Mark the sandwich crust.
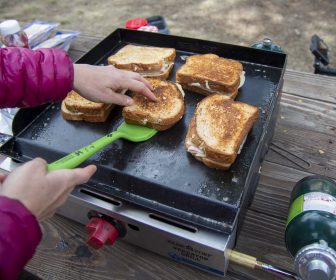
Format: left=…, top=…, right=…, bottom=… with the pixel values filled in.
left=61, top=102, right=114, bottom=122
left=185, top=94, right=259, bottom=170
left=122, top=78, right=185, bottom=131
left=61, top=90, right=114, bottom=122
left=176, top=54, right=243, bottom=96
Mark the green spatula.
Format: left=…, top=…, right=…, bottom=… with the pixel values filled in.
left=48, top=122, right=157, bottom=171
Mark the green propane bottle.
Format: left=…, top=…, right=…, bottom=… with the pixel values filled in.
left=250, top=37, right=284, bottom=53
left=285, top=175, right=336, bottom=280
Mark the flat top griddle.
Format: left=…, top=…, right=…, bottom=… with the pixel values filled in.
left=0, top=29, right=286, bottom=233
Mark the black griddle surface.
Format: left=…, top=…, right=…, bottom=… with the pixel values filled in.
left=0, top=29, right=286, bottom=233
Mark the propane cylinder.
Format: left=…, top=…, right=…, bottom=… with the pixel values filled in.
left=285, top=175, right=336, bottom=280
left=250, top=37, right=283, bottom=53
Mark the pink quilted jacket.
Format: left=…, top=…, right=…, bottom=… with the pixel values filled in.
left=0, top=47, right=74, bottom=280
left=0, top=47, right=73, bottom=108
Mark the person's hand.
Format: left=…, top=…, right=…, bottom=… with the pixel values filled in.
left=0, top=158, right=96, bottom=221
left=0, top=173, right=7, bottom=183
left=73, top=64, right=157, bottom=106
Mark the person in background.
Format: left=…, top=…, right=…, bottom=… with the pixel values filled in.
left=0, top=47, right=156, bottom=280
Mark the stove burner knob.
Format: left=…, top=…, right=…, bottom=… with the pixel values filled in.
left=86, top=217, right=119, bottom=249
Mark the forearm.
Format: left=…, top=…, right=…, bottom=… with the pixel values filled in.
left=0, top=196, right=42, bottom=280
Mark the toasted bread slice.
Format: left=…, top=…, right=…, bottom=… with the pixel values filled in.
left=122, top=79, right=185, bottom=131
left=176, top=54, right=244, bottom=97
left=61, top=90, right=115, bottom=122
left=108, top=45, right=176, bottom=79
left=185, top=94, right=259, bottom=170
left=63, top=91, right=107, bottom=114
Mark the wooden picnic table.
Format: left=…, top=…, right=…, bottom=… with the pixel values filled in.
left=19, top=33, right=336, bottom=279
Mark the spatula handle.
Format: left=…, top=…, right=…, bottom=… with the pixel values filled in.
left=48, top=132, right=121, bottom=171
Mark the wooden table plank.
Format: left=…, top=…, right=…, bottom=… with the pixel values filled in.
left=22, top=33, right=336, bottom=280
left=68, top=33, right=102, bottom=62
left=250, top=161, right=312, bottom=220
left=232, top=210, right=294, bottom=280
left=283, top=69, right=336, bottom=104
left=266, top=92, right=336, bottom=178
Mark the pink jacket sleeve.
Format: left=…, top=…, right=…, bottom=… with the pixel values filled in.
left=0, top=196, right=42, bottom=280
left=0, top=47, right=74, bottom=108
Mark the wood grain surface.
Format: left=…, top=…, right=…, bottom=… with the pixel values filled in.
left=23, top=33, right=336, bottom=280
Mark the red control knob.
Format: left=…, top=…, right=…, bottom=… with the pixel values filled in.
left=86, top=217, right=119, bottom=249
left=125, top=18, right=148, bottom=30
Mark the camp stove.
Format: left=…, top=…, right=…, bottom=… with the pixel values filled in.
left=0, top=156, right=256, bottom=276
left=0, top=29, right=287, bottom=276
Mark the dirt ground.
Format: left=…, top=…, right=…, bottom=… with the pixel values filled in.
left=1, top=0, right=335, bottom=72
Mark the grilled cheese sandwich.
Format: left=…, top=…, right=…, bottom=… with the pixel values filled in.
left=61, top=90, right=115, bottom=123
left=185, top=94, right=259, bottom=170
left=108, top=45, right=176, bottom=80
left=176, top=54, right=244, bottom=99
left=123, top=78, right=185, bottom=131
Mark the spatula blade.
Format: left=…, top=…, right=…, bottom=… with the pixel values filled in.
left=117, top=122, right=157, bottom=142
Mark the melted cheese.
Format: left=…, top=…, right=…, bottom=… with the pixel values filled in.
left=138, top=62, right=172, bottom=76
left=239, top=71, right=245, bottom=89
left=175, top=83, right=185, bottom=98
left=238, top=135, right=247, bottom=154
left=186, top=141, right=206, bottom=157
left=188, top=71, right=246, bottom=93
